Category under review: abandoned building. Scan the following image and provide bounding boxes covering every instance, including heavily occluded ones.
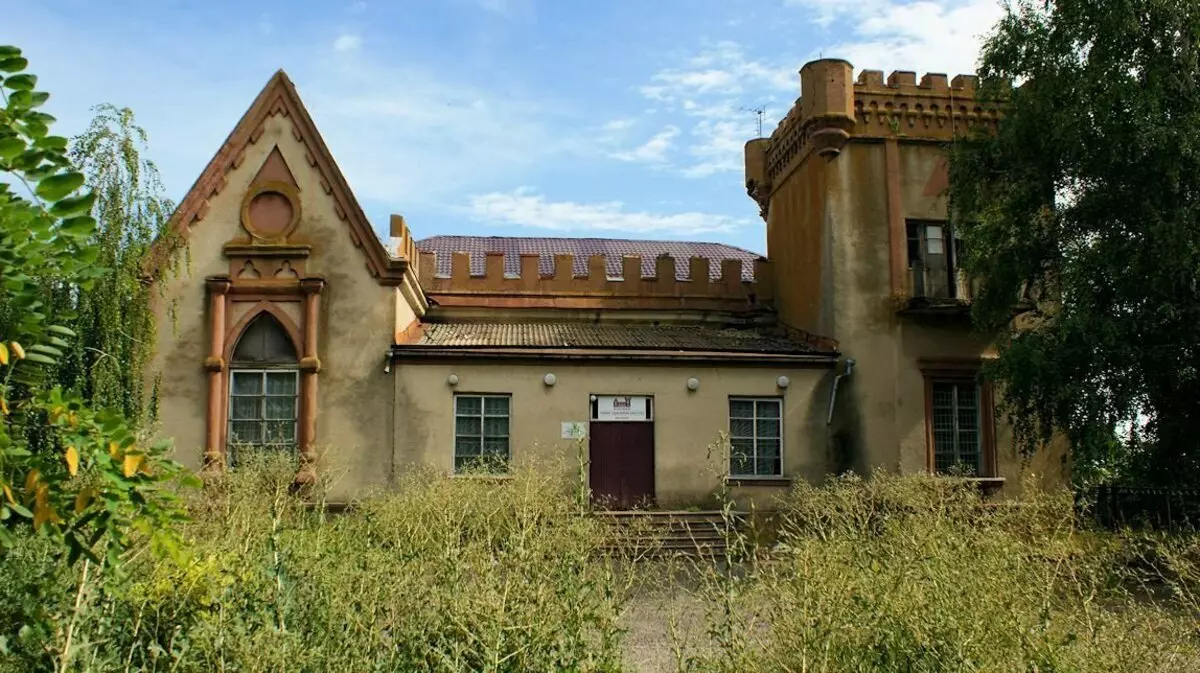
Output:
[147,58,1067,508]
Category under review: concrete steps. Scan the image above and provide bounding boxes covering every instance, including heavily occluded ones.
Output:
[597,510,749,556]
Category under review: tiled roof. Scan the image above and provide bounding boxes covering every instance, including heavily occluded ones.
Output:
[400,322,834,355]
[416,236,763,281]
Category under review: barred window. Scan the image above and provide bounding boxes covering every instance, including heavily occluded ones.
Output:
[228,370,298,451]
[228,313,298,462]
[931,380,982,475]
[454,394,510,473]
[728,398,782,477]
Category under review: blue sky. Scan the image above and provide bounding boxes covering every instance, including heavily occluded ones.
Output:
[6,0,1000,254]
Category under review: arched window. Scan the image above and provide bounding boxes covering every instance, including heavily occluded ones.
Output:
[228,312,299,457]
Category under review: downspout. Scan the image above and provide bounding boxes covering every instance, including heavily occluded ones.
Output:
[826,357,856,425]
[385,348,395,485]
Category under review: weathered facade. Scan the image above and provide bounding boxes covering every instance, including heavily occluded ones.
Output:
[148,60,1066,507]
[744,60,1066,488]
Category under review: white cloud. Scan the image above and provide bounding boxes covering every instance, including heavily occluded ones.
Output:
[602,118,636,132]
[333,33,362,51]
[785,0,1001,76]
[626,2,999,180]
[641,41,795,105]
[302,58,582,208]
[608,125,679,164]
[681,120,747,178]
[467,188,746,236]
[631,41,796,179]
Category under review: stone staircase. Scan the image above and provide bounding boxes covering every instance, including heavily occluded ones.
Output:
[597,510,750,556]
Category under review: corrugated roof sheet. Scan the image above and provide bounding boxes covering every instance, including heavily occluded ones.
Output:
[401,322,832,355]
[416,236,762,281]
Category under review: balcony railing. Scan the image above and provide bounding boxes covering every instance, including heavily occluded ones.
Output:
[908,260,976,302]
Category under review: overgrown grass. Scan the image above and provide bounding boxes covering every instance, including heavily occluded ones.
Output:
[0,460,1196,672]
[0,455,628,672]
[682,473,1200,672]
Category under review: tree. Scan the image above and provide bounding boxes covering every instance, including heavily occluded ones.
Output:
[56,105,173,427]
[0,46,191,559]
[950,0,1200,486]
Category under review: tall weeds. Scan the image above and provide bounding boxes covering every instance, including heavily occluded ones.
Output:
[0,455,628,672]
[0,461,1196,672]
[684,472,1200,672]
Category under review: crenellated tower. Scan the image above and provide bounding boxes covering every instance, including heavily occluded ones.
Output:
[746,60,998,223]
[743,59,1021,482]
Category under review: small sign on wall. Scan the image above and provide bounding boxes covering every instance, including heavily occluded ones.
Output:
[561,422,588,440]
[592,395,653,422]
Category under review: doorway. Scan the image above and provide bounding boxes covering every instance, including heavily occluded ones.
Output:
[589,395,655,509]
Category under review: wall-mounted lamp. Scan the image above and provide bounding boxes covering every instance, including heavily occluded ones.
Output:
[686,377,700,391]
[589,394,597,402]
[777,375,790,389]
[447,373,460,387]
[543,373,557,387]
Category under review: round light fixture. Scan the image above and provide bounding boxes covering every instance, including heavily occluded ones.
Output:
[447,374,460,386]
[686,377,700,391]
[777,375,790,389]
[544,373,557,387]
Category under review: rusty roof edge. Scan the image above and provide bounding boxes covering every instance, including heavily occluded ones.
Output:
[388,346,838,365]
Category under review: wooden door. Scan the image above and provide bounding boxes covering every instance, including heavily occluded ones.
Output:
[589,421,655,510]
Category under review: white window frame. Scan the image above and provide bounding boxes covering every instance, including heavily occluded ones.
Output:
[227,368,300,461]
[453,393,511,474]
[728,397,784,478]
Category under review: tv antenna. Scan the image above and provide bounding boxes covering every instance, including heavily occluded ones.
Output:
[740,105,766,137]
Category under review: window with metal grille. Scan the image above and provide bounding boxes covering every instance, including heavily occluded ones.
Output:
[454,394,510,473]
[228,371,298,452]
[728,398,782,477]
[227,313,299,462]
[930,380,982,475]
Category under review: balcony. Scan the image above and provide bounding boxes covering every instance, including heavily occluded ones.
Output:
[899,259,978,317]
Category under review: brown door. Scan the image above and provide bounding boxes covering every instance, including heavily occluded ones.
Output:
[589,421,655,509]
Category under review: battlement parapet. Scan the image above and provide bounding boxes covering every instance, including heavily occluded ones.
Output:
[753,60,1001,193]
[417,251,774,311]
[852,69,997,142]
[388,214,420,275]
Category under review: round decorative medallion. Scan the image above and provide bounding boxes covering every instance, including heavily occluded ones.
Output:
[241,181,301,241]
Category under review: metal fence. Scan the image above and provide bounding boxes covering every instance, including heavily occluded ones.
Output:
[1082,484,1200,532]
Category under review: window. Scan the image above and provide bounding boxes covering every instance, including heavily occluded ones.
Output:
[918,358,998,478]
[227,313,299,460]
[229,370,298,450]
[454,394,510,473]
[728,398,782,477]
[906,220,966,299]
[930,380,982,474]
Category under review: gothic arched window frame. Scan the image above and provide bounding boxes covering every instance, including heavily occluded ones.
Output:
[227,311,300,460]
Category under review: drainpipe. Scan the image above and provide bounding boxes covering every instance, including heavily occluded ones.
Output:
[385,348,395,485]
[826,358,856,425]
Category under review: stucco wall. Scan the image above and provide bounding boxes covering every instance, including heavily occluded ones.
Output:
[150,114,395,501]
[393,361,833,508]
[813,139,1068,490]
[825,141,903,472]
[765,158,832,336]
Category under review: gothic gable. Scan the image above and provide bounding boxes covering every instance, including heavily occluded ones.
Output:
[147,70,411,285]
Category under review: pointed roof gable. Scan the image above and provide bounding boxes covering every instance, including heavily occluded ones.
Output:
[147,70,410,285]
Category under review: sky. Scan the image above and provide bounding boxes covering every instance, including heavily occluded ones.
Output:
[5,0,1003,254]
